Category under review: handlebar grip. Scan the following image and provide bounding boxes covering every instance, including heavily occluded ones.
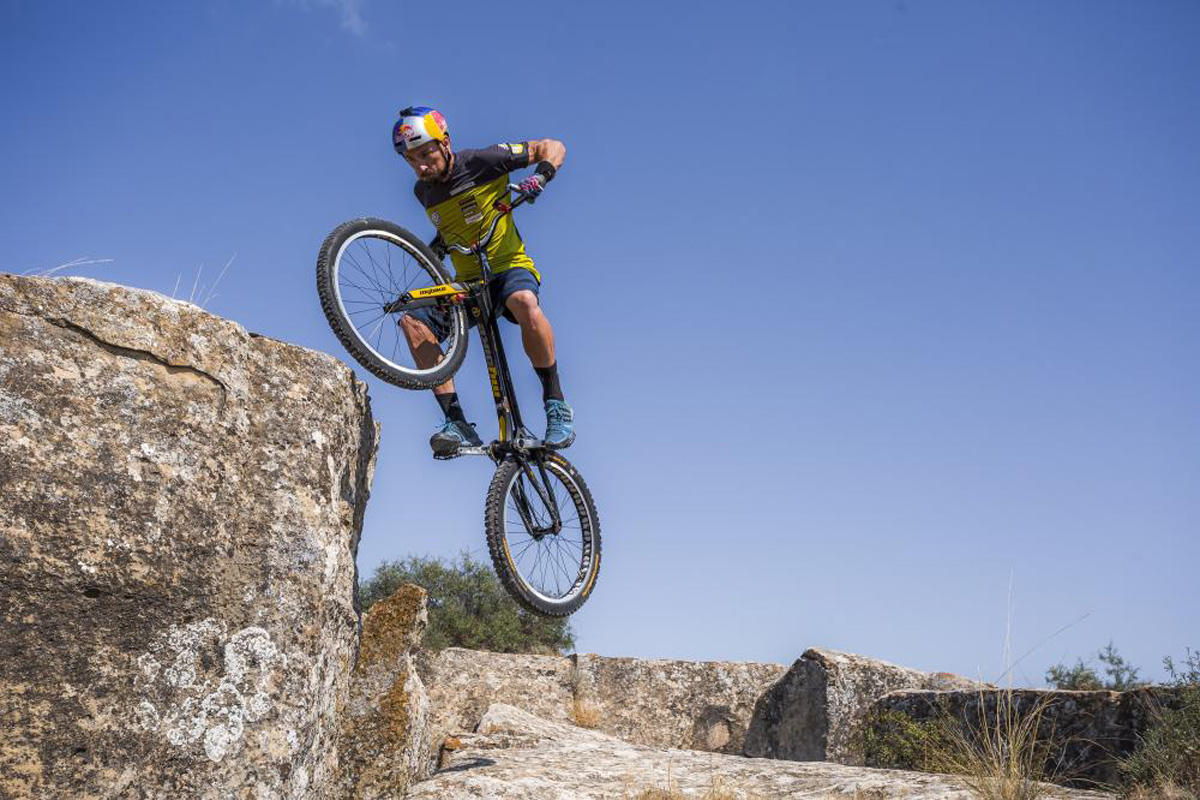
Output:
[506,183,533,208]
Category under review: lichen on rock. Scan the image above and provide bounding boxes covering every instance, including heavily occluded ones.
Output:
[340,583,436,800]
[0,274,378,799]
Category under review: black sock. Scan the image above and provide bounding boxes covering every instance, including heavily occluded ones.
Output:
[535,363,564,403]
[435,392,467,423]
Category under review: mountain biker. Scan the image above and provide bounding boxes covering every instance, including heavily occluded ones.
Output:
[392,105,573,458]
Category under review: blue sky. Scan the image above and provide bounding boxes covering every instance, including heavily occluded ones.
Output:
[3,0,1197,685]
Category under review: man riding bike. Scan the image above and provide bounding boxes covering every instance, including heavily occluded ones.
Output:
[393,105,573,458]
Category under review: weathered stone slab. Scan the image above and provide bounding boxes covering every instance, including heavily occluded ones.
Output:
[340,583,436,799]
[866,686,1179,789]
[744,647,980,765]
[420,647,578,740]
[406,703,1112,800]
[420,648,785,755]
[0,275,378,799]
[571,653,785,753]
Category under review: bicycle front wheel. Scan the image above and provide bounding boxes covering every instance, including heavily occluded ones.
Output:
[316,217,468,389]
[485,452,602,617]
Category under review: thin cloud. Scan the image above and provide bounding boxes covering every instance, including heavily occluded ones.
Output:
[281,0,368,37]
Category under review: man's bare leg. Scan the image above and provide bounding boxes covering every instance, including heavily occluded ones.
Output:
[398,314,479,454]
[399,314,455,395]
[504,290,555,369]
[505,290,573,448]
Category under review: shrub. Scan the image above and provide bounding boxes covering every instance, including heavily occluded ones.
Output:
[1046,642,1144,691]
[861,708,956,772]
[864,692,1057,800]
[359,551,575,655]
[1119,649,1200,799]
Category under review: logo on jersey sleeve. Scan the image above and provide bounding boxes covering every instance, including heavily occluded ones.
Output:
[430,210,442,227]
[504,143,525,155]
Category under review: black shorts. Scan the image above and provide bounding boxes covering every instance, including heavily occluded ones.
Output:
[402,267,540,344]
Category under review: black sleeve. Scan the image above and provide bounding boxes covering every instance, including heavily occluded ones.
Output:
[473,142,532,181]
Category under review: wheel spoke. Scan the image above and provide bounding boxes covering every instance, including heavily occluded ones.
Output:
[326,226,465,385]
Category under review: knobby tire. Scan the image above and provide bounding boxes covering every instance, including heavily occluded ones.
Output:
[316,217,468,390]
[485,451,601,617]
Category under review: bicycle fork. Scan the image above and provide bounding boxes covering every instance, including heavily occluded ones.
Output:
[472,297,563,535]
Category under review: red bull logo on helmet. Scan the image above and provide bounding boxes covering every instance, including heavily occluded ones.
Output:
[428,110,447,136]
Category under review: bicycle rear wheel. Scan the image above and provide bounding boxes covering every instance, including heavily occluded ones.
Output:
[316,217,468,389]
[485,452,601,617]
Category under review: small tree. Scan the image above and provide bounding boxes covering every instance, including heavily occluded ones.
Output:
[1046,660,1104,691]
[359,551,575,655]
[1120,648,1200,797]
[1045,641,1144,691]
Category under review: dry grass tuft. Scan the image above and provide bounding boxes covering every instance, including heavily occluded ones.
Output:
[570,696,604,729]
[928,689,1057,800]
[624,781,745,799]
[626,784,891,800]
[1122,783,1196,800]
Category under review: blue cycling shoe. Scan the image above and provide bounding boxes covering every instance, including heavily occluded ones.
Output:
[543,399,575,449]
[430,418,483,459]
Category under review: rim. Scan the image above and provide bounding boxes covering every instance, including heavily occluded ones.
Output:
[331,229,464,378]
[500,459,595,607]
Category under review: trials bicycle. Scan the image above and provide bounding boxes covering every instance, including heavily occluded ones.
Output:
[315,187,600,617]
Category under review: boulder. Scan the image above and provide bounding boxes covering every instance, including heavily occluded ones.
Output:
[0,275,378,799]
[866,686,1179,788]
[744,647,979,764]
[339,584,436,799]
[420,648,785,754]
[406,703,1112,800]
[570,653,785,753]
[420,648,578,738]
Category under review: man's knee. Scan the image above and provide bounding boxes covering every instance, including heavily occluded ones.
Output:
[400,313,432,342]
[505,290,540,321]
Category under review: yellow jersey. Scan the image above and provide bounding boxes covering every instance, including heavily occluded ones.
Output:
[412,143,539,283]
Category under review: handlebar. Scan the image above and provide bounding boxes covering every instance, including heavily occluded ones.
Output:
[443,183,534,256]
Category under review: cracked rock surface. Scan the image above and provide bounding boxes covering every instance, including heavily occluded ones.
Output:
[341,584,436,799]
[745,648,982,765]
[0,275,378,798]
[406,703,1113,800]
[421,648,785,756]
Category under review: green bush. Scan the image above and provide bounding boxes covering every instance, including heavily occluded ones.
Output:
[1119,649,1200,799]
[1045,642,1144,691]
[359,551,575,655]
[861,708,956,772]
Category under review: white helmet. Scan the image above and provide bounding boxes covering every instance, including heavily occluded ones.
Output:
[393,105,449,153]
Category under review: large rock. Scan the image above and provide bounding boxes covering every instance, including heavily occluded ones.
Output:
[866,686,1179,788]
[570,653,785,753]
[744,647,979,765]
[340,584,436,799]
[421,648,577,738]
[0,275,378,798]
[406,703,1112,800]
[421,648,785,754]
